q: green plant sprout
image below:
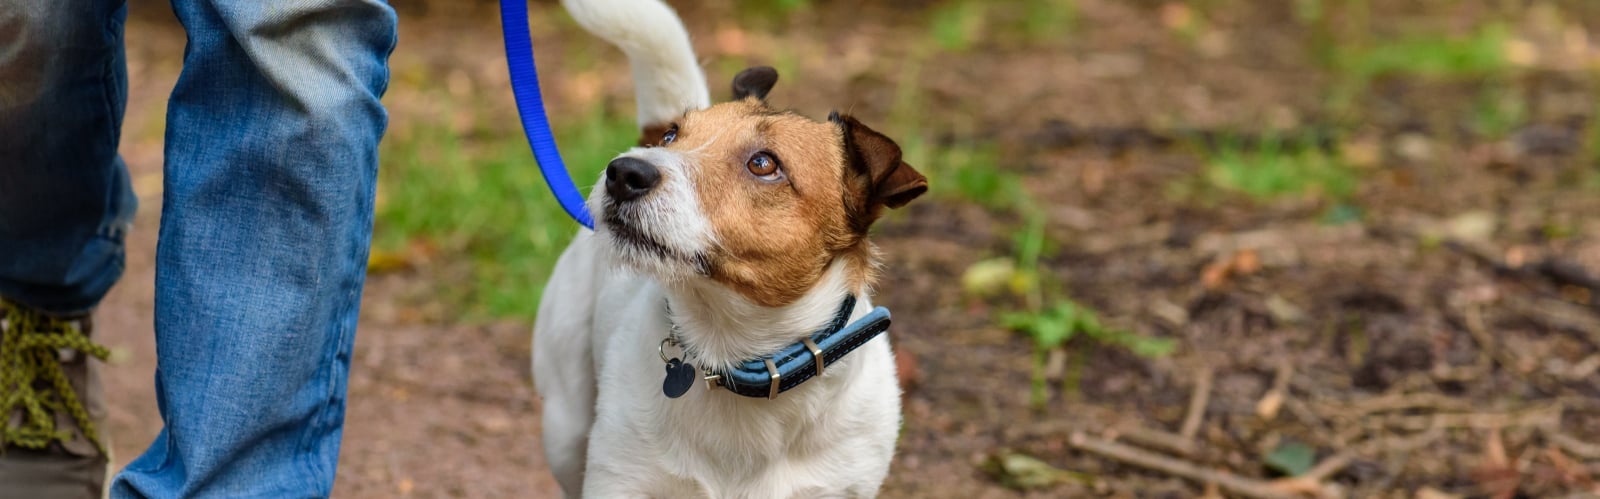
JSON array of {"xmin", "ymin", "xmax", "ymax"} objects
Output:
[{"xmin": 995, "ymin": 213, "xmax": 1176, "ymax": 410}]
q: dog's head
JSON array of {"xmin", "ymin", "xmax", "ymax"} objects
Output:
[{"xmin": 590, "ymin": 67, "xmax": 927, "ymax": 307}]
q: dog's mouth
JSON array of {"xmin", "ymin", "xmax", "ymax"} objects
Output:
[{"xmin": 602, "ymin": 208, "xmax": 711, "ymax": 275}]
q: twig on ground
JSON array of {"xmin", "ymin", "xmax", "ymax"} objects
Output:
[
  {"xmin": 1562, "ymin": 355, "xmax": 1600, "ymax": 381},
  {"xmin": 1342, "ymin": 392, "xmax": 1474, "ymax": 417},
  {"xmin": 1543, "ymin": 446, "xmax": 1598, "ymax": 489},
  {"xmin": 1335, "ymin": 403, "xmax": 1563, "ymax": 448},
  {"xmin": 1181, "ymin": 367, "xmax": 1214, "ymax": 441},
  {"xmin": 1463, "ymin": 303, "xmax": 1521, "ymax": 372},
  {"xmin": 1256, "ymin": 360, "xmax": 1293, "ymax": 420},
  {"xmin": 1501, "ymin": 294, "xmax": 1600, "ymax": 347},
  {"xmin": 1367, "ymin": 404, "xmax": 1563, "ymax": 433},
  {"xmin": 1108, "ymin": 423, "xmax": 1198, "ymax": 457},
  {"xmin": 1546, "ymin": 430, "xmax": 1600, "ymax": 459},
  {"xmin": 1283, "ymin": 397, "xmax": 1337, "ymax": 446},
  {"xmin": 1268, "ymin": 427, "xmax": 1446, "ymax": 495},
  {"xmin": 1430, "ymin": 361, "xmax": 1490, "ymax": 383},
  {"xmin": 1068, "ymin": 432, "xmax": 1296, "ymax": 499}
]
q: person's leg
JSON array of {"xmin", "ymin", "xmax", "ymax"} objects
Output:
[
  {"xmin": 0, "ymin": 0, "xmax": 134, "ymax": 497},
  {"xmin": 0, "ymin": 1, "xmax": 135, "ymax": 312},
  {"xmin": 109, "ymin": 1, "xmax": 396, "ymax": 497}
]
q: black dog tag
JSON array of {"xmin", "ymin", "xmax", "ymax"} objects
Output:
[{"xmin": 663, "ymin": 358, "xmax": 696, "ymax": 398}]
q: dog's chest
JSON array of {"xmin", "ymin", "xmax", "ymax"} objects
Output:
[
  {"xmin": 643, "ymin": 383, "xmax": 886, "ymax": 497},
  {"xmin": 596, "ymin": 329, "xmax": 893, "ymax": 497}
]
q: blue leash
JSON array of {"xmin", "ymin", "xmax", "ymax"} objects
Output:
[{"xmin": 499, "ymin": 0, "xmax": 595, "ymax": 229}]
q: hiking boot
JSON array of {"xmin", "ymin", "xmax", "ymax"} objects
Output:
[{"xmin": 0, "ymin": 299, "xmax": 111, "ymax": 499}]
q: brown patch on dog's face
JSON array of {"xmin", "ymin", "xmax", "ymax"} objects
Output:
[
  {"xmin": 656, "ymin": 100, "xmax": 925, "ymax": 307},
  {"xmin": 639, "ymin": 122, "xmax": 672, "ymax": 147},
  {"xmin": 664, "ymin": 101, "xmax": 850, "ymax": 306},
  {"xmin": 603, "ymin": 68, "xmax": 927, "ymax": 307}
]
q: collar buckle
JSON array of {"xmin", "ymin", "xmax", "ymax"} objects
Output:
[
  {"xmin": 763, "ymin": 358, "xmax": 780, "ymax": 399},
  {"xmin": 800, "ymin": 337, "xmax": 825, "ymax": 378}
]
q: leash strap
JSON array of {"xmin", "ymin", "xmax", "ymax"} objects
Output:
[{"xmin": 499, "ymin": 0, "xmax": 595, "ymax": 229}]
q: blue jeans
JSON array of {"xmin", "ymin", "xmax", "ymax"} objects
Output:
[{"xmin": 0, "ymin": 0, "xmax": 397, "ymax": 496}]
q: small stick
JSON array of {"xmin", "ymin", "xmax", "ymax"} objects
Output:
[
  {"xmin": 1181, "ymin": 367, "xmax": 1214, "ymax": 440},
  {"xmin": 1547, "ymin": 430, "xmax": 1600, "ymax": 459},
  {"xmin": 1269, "ymin": 427, "xmax": 1446, "ymax": 495},
  {"xmin": 1463, "ymin": 304, "xmax": 1519, "ymax": 371},
  {"xmin": 1342, "ymin": 392, "xmax": 1474, "ymax": 417},
  {"xmin": 1069, "ymin": 432, "xmax": 1296, "ymax": 499},
  {"xmin": 1370, "ymin": 405, "xmax": 1562, "ymax": 432},
  {"xmin": 1111, "ymin": 424, "xmax": 1197, "ymax": 457},
  {"xmin": 1256, "ymin": 360, "xmax": 1294, "ymax": 420}
]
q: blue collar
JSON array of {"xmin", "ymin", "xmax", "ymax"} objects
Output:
[{"xmin": 660, "ymin": 295, "xmax": 893, "ymax": 400}]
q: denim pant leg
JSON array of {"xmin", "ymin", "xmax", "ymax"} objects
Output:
[
  {"xmin": 108, "ymin": 1, "xmax": 397, "ymax": 497},
  {"xmin": 0, "ymin": 0, "xmax": 137, "ymax": 315}
]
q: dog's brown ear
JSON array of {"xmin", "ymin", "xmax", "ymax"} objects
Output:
[
  {"xmin": 732, "ymin": 66, "xmax": 779, "ymax": 102},
  {"xmin": 831, "ymin": 112, "xmax": 928, "ymax": 228}
]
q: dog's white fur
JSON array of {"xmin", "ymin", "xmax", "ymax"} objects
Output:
[{"xmin": 533, "ymin": 1, "xmax": 901, "ymax": 497}]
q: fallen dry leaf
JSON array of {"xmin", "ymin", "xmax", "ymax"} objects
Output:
[
  {"xmin": 1471, "ymin": 428, "xmax": 1521, "ymax": 499},
  {"xmin": 1201, "ymin": 249, "xmax": 1261, "ymax": 290},
  {"xmin": 1415, "ymin": 486, "xmax": 1462, "ymax": 499}
]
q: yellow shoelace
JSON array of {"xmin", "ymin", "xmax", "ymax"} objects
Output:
[{"xmin": 0, "ymin": 302, "xmax": 108, "ymax": 453}]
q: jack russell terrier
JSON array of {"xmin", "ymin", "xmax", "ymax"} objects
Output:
[{"xmin": 533, "ymin": 0, "xmax": 928, "ymax": 497}]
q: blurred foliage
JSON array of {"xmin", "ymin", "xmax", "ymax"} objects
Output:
[
  {"xmin": 1468, "ymin": 81, "xmax": 1528, "ymax": 140},
  {"xmin": 929, "ymin": 1, "xmax": 987, "ymax": 52},
  {"xmin": 374, "ymin": 105, "xmax": 633, "ymax": 319},
  {"xmin": 1336, "ymin": 24, "xmax": 1511, "ymax": 80},
  {"xmin": 980, "ymin": 450, "xmax": 1095, "ymax": 490},
  {"xmin": 1202, "ymin": 134, "xmax": 1357, "ymax": 202},
  {"xmin": 1021, "ymin": 0, "xmax": 1077, "ymax": 43}
]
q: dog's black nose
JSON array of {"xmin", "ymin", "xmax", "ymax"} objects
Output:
[{"xmin": 605, "ymin": 157, "xmax": 660, "ymax": 202}]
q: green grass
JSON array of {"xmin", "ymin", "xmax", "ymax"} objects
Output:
[
  {"xmin": 1335, "ymin": 24, "xmax": 1510, "ymax": 80},
  {"xmin": 1202, "ymin": 134, "xmax": 1358, "ymax": 202},
  {"xmin": 734, "ymin": 0, "xmax": 812, "ymax": 26},
  {"xmin": 898, "ymin": 136, "xmax": 1021, "ymax": 211},
  {"xmin": 374, "ymin": 104, "xmax": 635, "ymax": 319},
  {"xmin": 1468, "ymin": 82, "xmax": 1527, "ymax": 139},
  {"xmin": 1324, "ymin": 23, "xmax": 1513, "ymax": 113},
  {"xmin": 929, "ymin": 0, "xmax": 988, "ymax": 52},
  {"xmin": 1292, "ymin": 0, "xmax": 1325, "ymax": 24},
  {"xmin": 1019, "ymin": 0, "xmax": 1078, "ymax": 43},
  {"xmin": 886, "ymin": 45, "xmax": 1021, "ymax": 212}
]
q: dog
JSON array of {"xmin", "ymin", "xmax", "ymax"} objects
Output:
[{"xmin": 533, "ymin": 1, "xmax": 928, "ymax": 497}]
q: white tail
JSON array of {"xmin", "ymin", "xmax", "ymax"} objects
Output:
[{"xmin": 561, "ymin": 0, "xmax": 711, "ymax": 129}]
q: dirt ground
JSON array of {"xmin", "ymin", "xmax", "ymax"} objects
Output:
[{"xmin": 100, "ymin": 1, "xmax": 1600, "ymax": 497}]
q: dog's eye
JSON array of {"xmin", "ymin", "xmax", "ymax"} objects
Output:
[
  {"xmin": 746, "ymin": 152, "xmax": 781, "ymax": 179},
  {"xmin": 661, "ymin": 125, "xmax": 678, "ymax": 146}
]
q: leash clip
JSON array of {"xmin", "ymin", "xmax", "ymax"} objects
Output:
[{"xmin": 658, "ymin": 337, "xmax": 677, "ymax": 363}]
